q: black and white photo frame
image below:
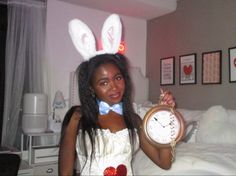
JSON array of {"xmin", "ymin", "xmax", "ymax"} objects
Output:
[{"xmin": 160, "ymin": 57, "xmax": 175, "ymax": 86}]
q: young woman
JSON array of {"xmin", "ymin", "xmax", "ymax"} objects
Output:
[{"xmin": 58, "ymin": 53, "xmax": 176, "ymax": 176}]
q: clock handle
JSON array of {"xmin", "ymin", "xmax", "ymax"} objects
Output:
[
  {"xmin": 170, "ymin": 140, "xmax": 176, "ymax": 162},
  {"xmin": 159, "ymin": 89, "xmax": 177, "ymax": 162},
  {"xmin": 158, "ymin": 88, "xmax": 165, "ymax": 105}
]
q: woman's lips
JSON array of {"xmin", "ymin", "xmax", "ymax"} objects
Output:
[{"xmin": 109, "ymin": 92, "xmax": 121, "ymax": 100}]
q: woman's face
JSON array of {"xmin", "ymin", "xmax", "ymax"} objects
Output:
[{"xmin": 91, "ymin": 63, "xmax": 125, "ymax": 105}]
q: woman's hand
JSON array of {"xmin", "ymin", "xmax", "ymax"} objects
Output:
[{"xmin": 159, "ymin": 88, "xmax": 176, "ymax": 107}]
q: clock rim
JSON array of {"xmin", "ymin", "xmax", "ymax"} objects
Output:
[{"xmin": 142, "ymin": 105, "xmax": 185, "ymax": 148}]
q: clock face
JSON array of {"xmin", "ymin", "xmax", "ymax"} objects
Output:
[
  {"xmin": 142, "ymin": 105, "xmax": 185, "ymax": 147},
  {"xmin": 146, "ymin": 110, "xmax": 180, "ymax": 144}
]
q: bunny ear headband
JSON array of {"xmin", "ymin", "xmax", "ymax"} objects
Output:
[{"xmin": 68, "ymin": 14, "xmax": 122, "ymax": 60}]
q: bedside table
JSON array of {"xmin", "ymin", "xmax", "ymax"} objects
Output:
[
  {"xmin": 20, "ymin": 131, "xmax": 60, "ymax": 175},
  {"xmin": 21, "ymin": 131, "xmax": 60, "ymax": 165}
]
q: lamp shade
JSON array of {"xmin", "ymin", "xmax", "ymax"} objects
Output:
[{"xmin": 53, "ymin": 90, "xmax": 66, "ymax": 109}]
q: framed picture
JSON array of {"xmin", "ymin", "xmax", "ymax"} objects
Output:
[
  {"xmin": 179, "ymin": 53, "xmax": 196, "ymax": 85},
  {"xmin": 202, "ymin": 50, "xmax": 222, "ymax": 84},
  {"xmin": 229, "ymin": 47, "xmax": 236, "ymax": 83},
  {"xmin": 160, "ymin": 57, "xmax": 175, "ymax": 85}
]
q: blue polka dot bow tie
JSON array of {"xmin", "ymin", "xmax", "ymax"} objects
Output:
[{"xmin": 98, "ymin": 100, "xmax": 123, "ymax": 115}]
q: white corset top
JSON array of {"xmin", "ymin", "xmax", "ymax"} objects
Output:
[{"xmin": 76, "ymin": 128, "xmax": 139, "ymax": 176}]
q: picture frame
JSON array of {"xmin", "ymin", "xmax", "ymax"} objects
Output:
[
  {"xmin": 179, "ymin": 53, "xmax": 196, "ymax": 85},
  {"xmin": 228, "ymin": 47, "xmax": 236, "ymax": 83},
  {"xmin": 202, "ymin": 50, "xmax": 222, "ymax": 84},
  {"xmin": 160, "ymin": 57, "xmax": 175, "ymax": 85}
]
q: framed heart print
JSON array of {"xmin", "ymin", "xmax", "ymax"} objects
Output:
[
  {"xmin": 179, "ymin": 53, "xmax": 196, "ymax": 85},
  {"xmin": 229, "ymin": 47, "xmax": 236, "ymax": 83}
]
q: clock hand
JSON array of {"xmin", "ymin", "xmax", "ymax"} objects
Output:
[
  {"xmin": 165, "ymin": 123, "xmax": 173, "ymax": 128},
  {"xmin": 154, "ymin": 117, "xmax": 165, "ymax": 128},
  {"xmin": 163, "ymin": 120, "xmax": 175, "ymax": 127},
  {"xmin": 163, "ymin": 114, "xmax": 175, "ymax": 127}
]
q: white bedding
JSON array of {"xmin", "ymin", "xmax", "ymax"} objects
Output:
[
  {"xmin": 129, "ymin": 67, "xmax": 236, "ymax": 175},
  {"xmin": 133, "ymin": 142, "xmax": 236, "ymax": 175},
  {"xmin": 132, "ymin": 104, "xmax": 236, "ymax": 175}
]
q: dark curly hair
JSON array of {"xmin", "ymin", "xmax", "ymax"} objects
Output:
[{"xmin": 76, "ymin": 53, "xmax": 139, "ymax": 168}]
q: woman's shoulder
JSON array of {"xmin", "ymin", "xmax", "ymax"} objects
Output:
[
  {"xmin": 62, "ymin": 106, "xmax": 81, "ymax": 129},
  {"xmin": 131, "ymin": 112, "xmax": 142, "ymax": 126}
]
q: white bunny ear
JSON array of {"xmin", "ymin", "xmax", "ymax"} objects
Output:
[
  {"xmin": 68, "ymin": 19, "xmax": 96, "ymax": 60},
  {"xmin": 101, "ymin": 14, "xmax": 122, "ymax": 54}
]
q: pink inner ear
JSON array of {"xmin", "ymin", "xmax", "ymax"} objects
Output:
[{"xmin": 107, "ymin": 26, "xmax": 114, "ymax": 46}]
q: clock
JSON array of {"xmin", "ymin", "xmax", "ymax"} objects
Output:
[{"xmin": 142, "ymin": 105, "xmax": 185, "ymax": 148}]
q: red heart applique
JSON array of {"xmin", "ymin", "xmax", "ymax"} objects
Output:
[
  {"xmin": 183, "ymin": 65, "xmax": 192, "ymax": 75},
  {"xmin": 234, "ymin": 58, "xmax": 236, "ymax": 67},
  {"xmin": 104, "ymin": 164, "xmax": 127, "ymax": 176}
]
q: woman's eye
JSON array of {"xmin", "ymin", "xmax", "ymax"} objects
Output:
[
  {"xmin": 99, "ymin": 81, "xmax": 108, "ymax": 86},
  {"xmin": 116, "ymin": 75, "xmax": 123, "ymax": 81}
]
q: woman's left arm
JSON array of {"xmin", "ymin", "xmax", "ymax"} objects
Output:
[
  {"xmin": 137, "ymin": 116, "xmax": 173, "ymax": 170},
  {"xmin": 137, "ymin": 90, "xmax": 176, "ymax": 169}
]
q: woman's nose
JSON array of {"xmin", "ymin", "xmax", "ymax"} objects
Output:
[{"xmin": 110, "ymin": 81, "xmax": 118, "ymax": 90}]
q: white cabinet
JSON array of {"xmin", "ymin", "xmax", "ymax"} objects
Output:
[
  {"xmin": 18, "ymin": 161, "xmax": 58, "ymax": 176},
  {"xmin": 20, "ymin": 132, "xmax": 60, "ymax": 175},
  {"xmin": 18, "ymin": 160, "xmax": 34, "ymax": 176},
  {"xmin": 33, "ymin": 162, "xmax": 58, "ymax": 176},
  {"xmin": 21, "ymin": 132, "xmax": 60, "ymax": 165}
]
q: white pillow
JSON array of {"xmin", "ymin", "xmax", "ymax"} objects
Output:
[
  {"xmin": 177, "ymin": 108, "xmax": 204, "ymax": 143},
  {"xmin": 182, "ymin": 120, "xmax": 198, "ymax": 143},
  {"xmin": 133, "ymin": 102, "xmax": 138, "ymax": 114},
  {"xmin": 227, "ymin": 109, "xmax": 236, "ymax": 124},
  {"xmin": 133, "ymin": 101, "xmax": 155, "ymax": 119},
  {"xmin": 138, "ymin": 106, "xmax": 154, "ymax": 119},
  {"xmin": 196, "ymin": 105, "xmax": 236, "ymax": 144},
  {"xmin": 177, "ymin": 108, "xmax": 204, "ymax": 122}
]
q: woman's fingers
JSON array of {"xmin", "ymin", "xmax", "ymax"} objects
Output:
[{"xmin": 159, "ymin": 89, "xmax": 176, "ymax": 107}]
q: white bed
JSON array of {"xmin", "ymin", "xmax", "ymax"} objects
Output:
[
  {"xmin": 130, "ymin": 67, "xmax": 236, "ymax": 175},
  {"xmin": 133, "ymin": 142, "xmax": 236, "ymax": 175},
  {"xmin": 132, "ymin": 105, "xmax": 236, "ymax": 175}
]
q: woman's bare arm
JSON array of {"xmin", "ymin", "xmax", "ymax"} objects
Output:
[
  {"xmin": 59, "ymin": 106, "xmax": 81, "ymax": 176},
  {"xmin": 138, "ymin": 121, "xmax": 172, "ymax": 169}
]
